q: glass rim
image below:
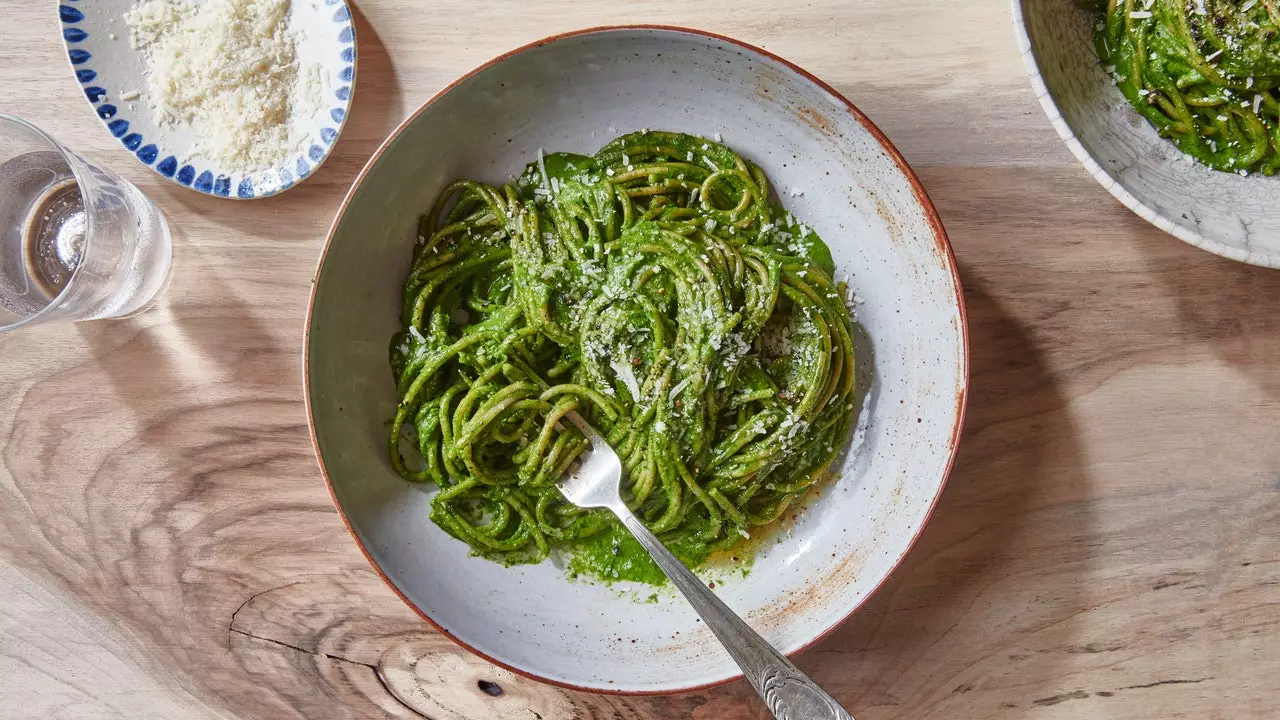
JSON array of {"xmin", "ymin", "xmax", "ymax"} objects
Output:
[{"xmin": 0, "ymin": 113, "xmax": 97, "ymax": 332}]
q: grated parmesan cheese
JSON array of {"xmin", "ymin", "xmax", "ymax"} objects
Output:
[
  {"xmin": 609, "ymin": 356, "xmax": 642, "ymax": 400},
  {"xmin": 126, "ymin": 0, "xmax": 322, "ymax": 174},
  {"xmin": 537, "ymin": 147, "xmax": 550, "ymax": 190}
]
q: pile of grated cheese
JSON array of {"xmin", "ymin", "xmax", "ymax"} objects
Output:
[{"xmin": 126, "ymin": 0, "xmax": 322, "ymax": 174}]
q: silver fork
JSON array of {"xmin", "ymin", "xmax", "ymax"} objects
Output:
[{"xmin": 560, "ymin": 412, "xmax": 855, "ymax": 720}]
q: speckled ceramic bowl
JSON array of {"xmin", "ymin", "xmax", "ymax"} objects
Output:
[
  {"xmin": 1014, "ymin": 0, "xmax": 1280, "ymax": 268},
  {"xmin": 305, "ymin": 26, "xmax": 968, "ymax": 694}
]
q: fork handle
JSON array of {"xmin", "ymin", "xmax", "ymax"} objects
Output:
[{"xmin": 615, "ymin": 509, "xmax": 855, "ymax": 720}]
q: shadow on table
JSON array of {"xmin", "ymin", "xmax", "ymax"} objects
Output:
[
  {"xmin": 1138, "ymin": 239, "xmax": 1280, "ymax": 401},
  {"xmin": 74, "ymin": 221, "xmax": 289, "ymax": 412},
  {"xmin": 703, "ymin": 263, "xmax": 1097, "ymax": 717}
]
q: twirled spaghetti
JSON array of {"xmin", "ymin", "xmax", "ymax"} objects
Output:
[
  {"xmin": 1097, "ymin": 0, "xmax": 1280, "ymax": 174},
  {"xmin": 389, "ymin": 131, "xmax": 856, "ymax": 581}
]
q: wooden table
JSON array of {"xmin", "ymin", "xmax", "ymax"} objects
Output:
[{"xmin": 3, "ymin": 1, "xmax": 1279, "ymax": 718}]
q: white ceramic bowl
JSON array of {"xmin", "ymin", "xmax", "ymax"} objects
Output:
[
  {"xmin": 305, "ymin": 26, "xmax": 968, "ymax": 694},
  {"xmin": 1013, "ymin": 0, "xmax": 1280, "ymax": 268},
  {"xmin": 58, "ymin": 0, "xmax": 355, "ymax": 199}
]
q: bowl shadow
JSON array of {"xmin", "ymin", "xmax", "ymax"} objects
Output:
[
  {"xmin": 692, "ymin": 263, "xmax": 1097, "ymax": 717},
  {"xmin": 1135, "ymin": 235, "xmax": 1280, "ymax": 401}
]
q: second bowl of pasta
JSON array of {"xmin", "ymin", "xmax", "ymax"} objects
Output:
[{"xmin": 1014, "ymin": 0, "xmax": 1280, "ymax": 268}]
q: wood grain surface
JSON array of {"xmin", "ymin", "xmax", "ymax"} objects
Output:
[{"xmin": 2, "ymin": 1, "xmax": 1278, "ymax": 718}]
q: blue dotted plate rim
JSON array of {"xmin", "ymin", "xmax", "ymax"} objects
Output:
[{"xmin": 58, "ymin": 0, "xmax": 356, "ymax": 200}]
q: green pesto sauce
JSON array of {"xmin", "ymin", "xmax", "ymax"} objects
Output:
[
  {"xmin": 566, "ymin": 521, "xmax": 756, "ymax": 586},
  {"xmin": 566, "ymin": 524, "xmax": 672, "ymax": 585}
]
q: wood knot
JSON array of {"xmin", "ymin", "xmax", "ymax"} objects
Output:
[{"xmin": 378, "ymin": 641, "xmax": 574, "ymax": 720}]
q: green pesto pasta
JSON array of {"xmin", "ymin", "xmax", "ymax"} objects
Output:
[
  {"xmin": 388, "ymin": 131, "xmax": 856, "ymax": 582},
  {"xmin": 1097, "ymin": 0, "xmax": 1280, "ymax": 174}
]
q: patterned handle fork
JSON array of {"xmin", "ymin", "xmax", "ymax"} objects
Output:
[{"xmin": 557, "ymin": 412, "xmax": 855, "ymax": 720}]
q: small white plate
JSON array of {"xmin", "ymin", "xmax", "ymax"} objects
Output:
[{"xmin": 58, "ymin": 0, "xmax": 355, "ymax": 199}]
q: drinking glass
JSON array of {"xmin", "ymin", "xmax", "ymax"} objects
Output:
[{"xmin": 0, "ymin": 114, "xmax": 172, "ymax": 332}]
